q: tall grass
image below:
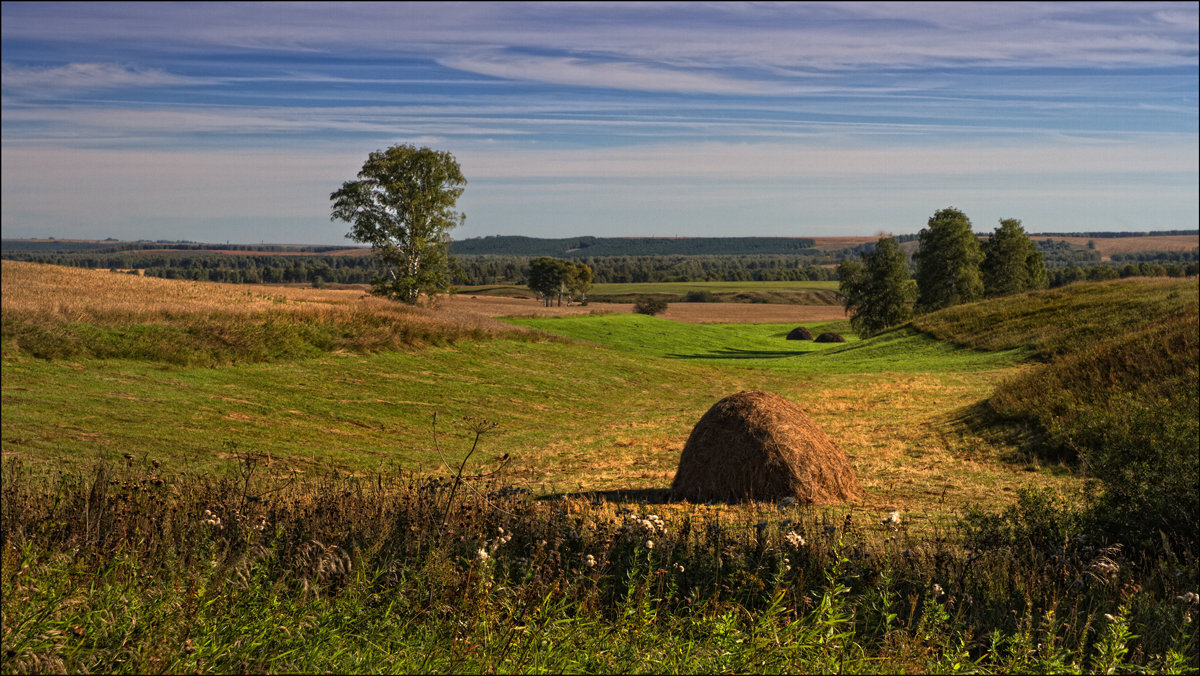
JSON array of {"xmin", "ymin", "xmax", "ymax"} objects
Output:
[
  {"xmin": 2, "ymin": 261, "xmax": 545, "ymax": 365},
  {"xmin": 2, "ymin": 454, "xmax": 1195, "ymax": 673}
]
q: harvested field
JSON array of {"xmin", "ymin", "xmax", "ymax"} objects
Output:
[
  {"xmin": 446, "ymin": 294, "xmax": 849, "ymax": 323},
  {"xmin": 1028, "ymin": 234, "xmax": 1198, "ymax": 260}
]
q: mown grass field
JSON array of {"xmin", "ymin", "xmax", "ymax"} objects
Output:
[
  {"xmin": 4, "ymin": 260, "xmax": 1050, "ymax": 523},
  {"xmin": 2, "ymin": 260, "xmax": 1196, "ymax": 674}
]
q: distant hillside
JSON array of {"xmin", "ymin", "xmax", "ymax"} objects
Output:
[{"xmin": 448, "ymin": 236, "xmax": 818, "ymax": 257}]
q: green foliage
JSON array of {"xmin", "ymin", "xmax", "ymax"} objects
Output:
[
  {"xmin": 914, "ymin": 207, "xmax": 985, "ymax": 312},
  {"xmin": 838, "ymin": 236, "xmax": 915, "ymax": 338},
  {"xmin": 330, "ymin": 144, "xmax": 466, "ymax": 303},
  {"xmin": 982, "ymin": 218, "xmax": 1047, "ymax": 297},
  {"xmin": 684, "ymin": 289, "xmax": 716, "ymax": 302},
  {"xmin": 633, "ymin": 297, "xmax": 669, "ymax": 316},
  {"xmin": 527, "ymin": 257, "xmax": 593, "ymax": 306}
]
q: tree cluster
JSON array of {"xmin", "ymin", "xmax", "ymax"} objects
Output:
[
  {"xmin": 527, "ymin": 258, "xmax": 594, "ymax": 306},
  {"xmin": 839, "ymin": 208, "xmax": 1051, "ymax": 338}
]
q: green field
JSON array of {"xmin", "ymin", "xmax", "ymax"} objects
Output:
[{"xmin": 2, "ymin": 262, "xmax": 1196, "ymax": 674}]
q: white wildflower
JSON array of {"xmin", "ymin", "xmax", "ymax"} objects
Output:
[
  {"xmin": 885, "ymin": 511, "xmax": 901, "ymax": 526},
  {"xmin": 476, "ymin": 548, "xmax": 490, "ymax": 562},
  {"xmin": 1176, "ymin": 592, "xmax": 1199, "ymax": 605},
  {"xmin": 584, "ymin": 554, "xmax": 596, "ymax": 568},
  {"xmin": 674, "ymin": 563, "xmax": 685, "ymax": 573},
  {"xmin": 645, "ymin": 539, "xmax": 654, "ymax": 549},
  {"xmin": 1104, "ymin": 613, "xmax": 1118, "ymax": 622},
  {"xmin": 932, "ymin": 583, "xmax": 944, "ymax": 598},
  {"xmin": 785, "ymin": 531, "xmax": 806, "ymax": 548}
]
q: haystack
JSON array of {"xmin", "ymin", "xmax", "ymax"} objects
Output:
[
  {"xmin": 785, "ymin": 326, "xmax": 813, "ymax": 340},
  {"xmin": 815, "ymin": 332, "xmax": 845, "ymax": 343},
  {"xmin": 670, "ymin": 390, "xmax": 861, "ymax": 504}
]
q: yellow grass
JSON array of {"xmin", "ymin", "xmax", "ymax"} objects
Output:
[{"xmin": 1, "ymin": 260, "xmax": 529, "ymax": 339}]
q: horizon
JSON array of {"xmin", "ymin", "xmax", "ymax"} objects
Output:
[
  {"xmin": 5, "ymin": 229, "xmax": 1198, "ymax": 250},
  {"xmin": 2, "ymin": 2, "xmax": 1197, "ymax": 244}
]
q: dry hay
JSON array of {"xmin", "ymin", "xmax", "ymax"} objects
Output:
[
  {"xmin": 815, "ymin": 332, "xmax": 845, "ymax": 343},
  {"xmin": 670, "ymin": 390, "xmax": 862, "ymax": 504},
  {"xmin": 786, "ymin": 326, "xmax": 813, "ymax": 340}
]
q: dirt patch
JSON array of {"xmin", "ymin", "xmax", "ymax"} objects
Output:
[{"xmin": 446, "ymin": 295, "xmax": 847, "ymax": 324}]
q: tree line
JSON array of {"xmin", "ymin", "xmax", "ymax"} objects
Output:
[{"xmin": 835, "ymin": 207, "xmax": 1198, "ymax": 339}]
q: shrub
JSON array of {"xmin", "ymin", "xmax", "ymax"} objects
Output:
[
  {"xmin": 633, "ymin": 297, "xmax": 668, "ymax": 316},
  {"xmin": 684, "ymin": 290, "xmax": 716, "ymax": 303}
]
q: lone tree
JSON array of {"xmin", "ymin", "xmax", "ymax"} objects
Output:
[
  {"xmin": 330, "ymin": 144, "xmax": 466, "ymax": 303},
  {"xmin": 566, "ymin": 261, "xmax": 593, "ymax": 305},
  {"xmin": 913, "ymin": 206, "xmax": 984, "ymax": 312},
  {"xmin": 981, "ymin": 218, "xmax": 1048, "ymax": 297},
  {"xmin": 838, "ymin": 235, "xmax": 915, "ymax": 338}
]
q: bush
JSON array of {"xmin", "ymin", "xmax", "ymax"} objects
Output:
[
  {"xmin": 633, "ymin": 297, "xmax": 668, "ymax": 316},
  {"xmin": 684, "ymin": 290, "xmax": 716, "ymax": 303}
]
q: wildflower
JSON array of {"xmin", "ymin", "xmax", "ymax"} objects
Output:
[
  {"xmin": 1177, "ymin": 592, "xmax": 1199, "ymax": 605},
  {"xmin": 785, "ymin": 531, "xmax": 805, "ymax": 548},
  {"xmin": 932, "ymin": 583, "xmax": 944, "ymax": 598},
  {"xmin": 584, "ymin": 554, "xmax": 596, "ymax": 568},
  {"xmin": 884, "ymin": 511, "xmax": 901, "ymax": 526},
  {"xmin": 645, "ymin": 539, "xmax": 654, "ymax": 549},
  {"xmin": 783, "ymin": 556, "xmax": 792, "ymax": 572},
  {"xmin": 674, "ymin": 563, "xmax": 685, "ymax": 573},
  {"xmin": 476, "ymin": 548, "xmax": 489, "ymax": 562}
]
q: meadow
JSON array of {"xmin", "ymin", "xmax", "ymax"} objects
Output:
[{"xmin": 1, "ymin": 259, "xmax": 1196, "ymax": 673}]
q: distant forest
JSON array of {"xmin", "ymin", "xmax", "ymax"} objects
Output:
[{"xmin": 2, "ymin": 231, "xmax": 1195, "ymax": 287}]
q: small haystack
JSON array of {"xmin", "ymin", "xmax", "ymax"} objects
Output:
[
  {"xmin": 670, "ymin": 390, "xmax": 861, "ymax": 504},
  {"xmin": 785, "ymin": 326, "xmax": 813, "ymax": 340},
  {"xmin": 815, "ymin": 332, "xmax": 845, "ymax": 343}
]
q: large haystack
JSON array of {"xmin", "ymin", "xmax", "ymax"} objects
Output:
[
  {"xmin": 671, "ymin": 390, "xmax": 861, "ymax": 504},
  {"xmin": 815, "ymin": 332, "xmax": 845, "ymax": 343}
]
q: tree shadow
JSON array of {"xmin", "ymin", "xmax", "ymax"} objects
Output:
[{"xmin": 666, "ymin": 347, "xmax": 815, "ymax": 360}]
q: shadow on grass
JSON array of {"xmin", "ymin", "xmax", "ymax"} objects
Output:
[
  {"xmin": 947, "ymin": 400, "xmax": 1077, "ymax": 471},
  {"xmin": 541, "ymin": 487, "xmax": 677, "ymax": 505},
  {"xmin": 666, "ymin": 347, "xmax": 816, "ymax": 360}
]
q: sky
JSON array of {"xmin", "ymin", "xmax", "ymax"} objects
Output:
[{"xmin": 2, "ymin": 2, "xmax": 1197, "ymax": 245}]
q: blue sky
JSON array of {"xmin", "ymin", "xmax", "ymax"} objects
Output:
[{"xmin": 2, "ymin": 1, "xmax": 1196, "ymax": 244}]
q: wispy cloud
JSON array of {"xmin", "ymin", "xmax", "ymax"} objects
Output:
[
  {"xmin": 438, "ymin": 52, "xmax": 783, "ymax": 95},
  {"xmin": 0, "ymin": 2, "xmax": 1194, "ymax": 241},
  {"xmin": 0, "ymin": 62, "xmax": 209, "ymax": 94}
]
